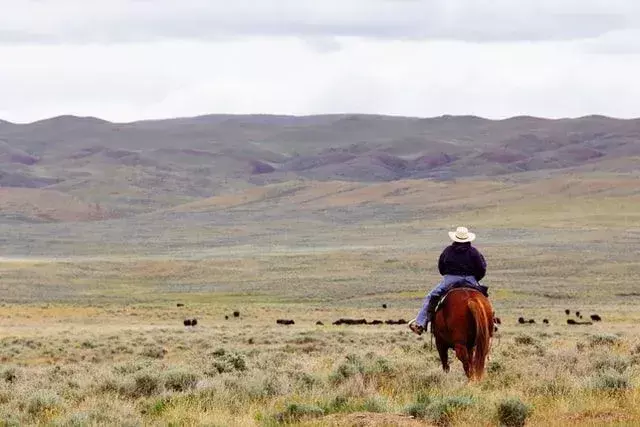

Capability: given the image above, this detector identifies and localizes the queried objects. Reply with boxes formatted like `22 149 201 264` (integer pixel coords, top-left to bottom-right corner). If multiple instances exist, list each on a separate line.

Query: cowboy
409 226 488 335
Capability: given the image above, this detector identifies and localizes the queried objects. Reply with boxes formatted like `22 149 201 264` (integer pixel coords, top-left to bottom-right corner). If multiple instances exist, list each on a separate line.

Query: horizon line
2 112 640 126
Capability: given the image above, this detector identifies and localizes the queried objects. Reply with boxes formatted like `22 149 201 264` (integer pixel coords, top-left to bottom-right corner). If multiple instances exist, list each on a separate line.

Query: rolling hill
0 114 638 242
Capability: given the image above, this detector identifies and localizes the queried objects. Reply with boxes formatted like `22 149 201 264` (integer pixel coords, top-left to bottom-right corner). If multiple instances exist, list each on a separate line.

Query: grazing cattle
518 317 526 324
528 319 536 324
316 321 324 326
576 311 580 317
543 319 549 324
276 319 295 325
590 314 602 322
565 309 570 315
494 317 502 325
494 325 499 333
176 303 184 307
191 318 198 327
233 311 240 318
225 315 229 320
369 320 384 325
382 304 388 309
183 319 192 327
567 319 593 325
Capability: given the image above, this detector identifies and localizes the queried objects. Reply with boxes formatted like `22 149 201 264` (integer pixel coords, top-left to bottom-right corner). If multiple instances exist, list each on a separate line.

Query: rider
408 226 488 335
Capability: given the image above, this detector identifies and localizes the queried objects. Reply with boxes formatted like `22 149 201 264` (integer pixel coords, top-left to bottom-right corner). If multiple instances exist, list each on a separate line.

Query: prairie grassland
1 240 639 426
1 175 639 425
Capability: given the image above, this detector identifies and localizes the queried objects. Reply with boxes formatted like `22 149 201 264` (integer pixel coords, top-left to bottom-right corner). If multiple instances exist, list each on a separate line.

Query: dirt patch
301 412 431 427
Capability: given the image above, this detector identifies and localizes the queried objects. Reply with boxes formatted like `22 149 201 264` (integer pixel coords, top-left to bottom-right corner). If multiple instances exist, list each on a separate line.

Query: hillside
0 114 638 226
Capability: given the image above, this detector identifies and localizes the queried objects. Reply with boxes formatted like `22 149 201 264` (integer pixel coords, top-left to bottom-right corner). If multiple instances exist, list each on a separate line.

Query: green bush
497 397 532 427
164 368 199 392
27 390 63 418
275 403 324 423
591 371 631 391
129 371 162 397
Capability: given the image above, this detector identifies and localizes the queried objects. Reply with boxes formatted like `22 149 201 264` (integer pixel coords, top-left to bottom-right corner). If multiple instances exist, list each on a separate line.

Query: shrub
496 397 532 427
129 372 162 397
361 395 388 413
1 367 18 384
330 354 365 383
208 352 247 374
588 334 621 348
140 345 167 359
27 390 63 418
514 334 536 346
275 403 324 423
488 360 505 374
404 401 430 419
591 355 629 374
164 369 199 392
591 371 631 392
404 396 473 425
426 396 475 425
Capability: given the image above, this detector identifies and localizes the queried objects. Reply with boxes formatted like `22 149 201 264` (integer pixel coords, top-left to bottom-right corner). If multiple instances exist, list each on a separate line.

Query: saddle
433 281 489 314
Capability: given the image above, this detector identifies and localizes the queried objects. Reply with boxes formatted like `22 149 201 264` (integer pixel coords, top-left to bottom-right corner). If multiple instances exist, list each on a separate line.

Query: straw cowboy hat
448 226 476 243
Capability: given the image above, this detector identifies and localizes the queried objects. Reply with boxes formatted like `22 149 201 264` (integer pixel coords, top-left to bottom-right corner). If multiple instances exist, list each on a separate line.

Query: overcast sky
2 0 640 123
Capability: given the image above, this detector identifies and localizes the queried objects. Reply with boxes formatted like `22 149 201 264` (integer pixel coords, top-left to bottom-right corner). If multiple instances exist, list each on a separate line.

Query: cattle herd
175 303 604 329
515 309 603 327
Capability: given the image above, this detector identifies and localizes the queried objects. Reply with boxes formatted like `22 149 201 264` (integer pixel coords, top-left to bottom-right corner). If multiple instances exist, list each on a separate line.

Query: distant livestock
176 303 184 307
276 319 295 325
331 318 406 325
191 318 198 327
565 309 570 315
493 317 502 325
518 317 526 324
543 319 549 324
233 311 240 318
315 321 324 326
590 314 602 322
567 319 593 326
183 319 192 327
382 304 388 309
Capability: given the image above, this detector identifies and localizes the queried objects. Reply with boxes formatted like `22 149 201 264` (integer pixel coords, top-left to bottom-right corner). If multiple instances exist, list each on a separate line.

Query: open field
1 214 640 426
1 141 639 425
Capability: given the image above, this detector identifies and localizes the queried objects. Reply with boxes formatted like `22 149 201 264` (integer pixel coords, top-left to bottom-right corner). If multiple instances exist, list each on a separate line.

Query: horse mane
467 298 491 379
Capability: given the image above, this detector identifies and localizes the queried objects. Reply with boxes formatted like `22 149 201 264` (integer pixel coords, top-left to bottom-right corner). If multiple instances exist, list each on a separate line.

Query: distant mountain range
1 113 639 223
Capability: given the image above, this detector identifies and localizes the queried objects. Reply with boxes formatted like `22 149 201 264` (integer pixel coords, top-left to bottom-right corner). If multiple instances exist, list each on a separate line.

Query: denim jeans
415 275 483 327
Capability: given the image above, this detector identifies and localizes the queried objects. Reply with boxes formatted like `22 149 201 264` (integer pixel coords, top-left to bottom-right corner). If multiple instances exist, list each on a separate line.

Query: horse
430 287 494 380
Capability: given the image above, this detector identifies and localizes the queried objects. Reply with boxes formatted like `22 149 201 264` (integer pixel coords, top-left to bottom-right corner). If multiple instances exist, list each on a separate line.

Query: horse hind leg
436 338 450 373
454 343 472 379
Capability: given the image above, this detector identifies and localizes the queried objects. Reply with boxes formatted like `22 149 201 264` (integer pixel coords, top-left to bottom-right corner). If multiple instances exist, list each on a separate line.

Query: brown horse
431 287 494 380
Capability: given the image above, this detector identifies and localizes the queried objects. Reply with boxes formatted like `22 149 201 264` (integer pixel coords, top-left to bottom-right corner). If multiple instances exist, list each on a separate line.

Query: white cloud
0 1 639 122
1 0 639 44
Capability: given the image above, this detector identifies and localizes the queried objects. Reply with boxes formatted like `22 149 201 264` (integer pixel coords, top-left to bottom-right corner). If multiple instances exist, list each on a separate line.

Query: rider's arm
472 249 487 281
438 248 447 275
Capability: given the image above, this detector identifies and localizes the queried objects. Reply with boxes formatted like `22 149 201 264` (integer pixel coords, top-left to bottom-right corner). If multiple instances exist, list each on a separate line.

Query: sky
1 0 640 123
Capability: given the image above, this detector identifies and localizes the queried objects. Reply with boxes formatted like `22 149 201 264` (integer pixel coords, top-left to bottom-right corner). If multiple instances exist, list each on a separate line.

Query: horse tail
468 299 491 380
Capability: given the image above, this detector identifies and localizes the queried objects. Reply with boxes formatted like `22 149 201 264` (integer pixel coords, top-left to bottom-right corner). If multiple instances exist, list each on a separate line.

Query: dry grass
0 240 639 426
0 174 639 425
